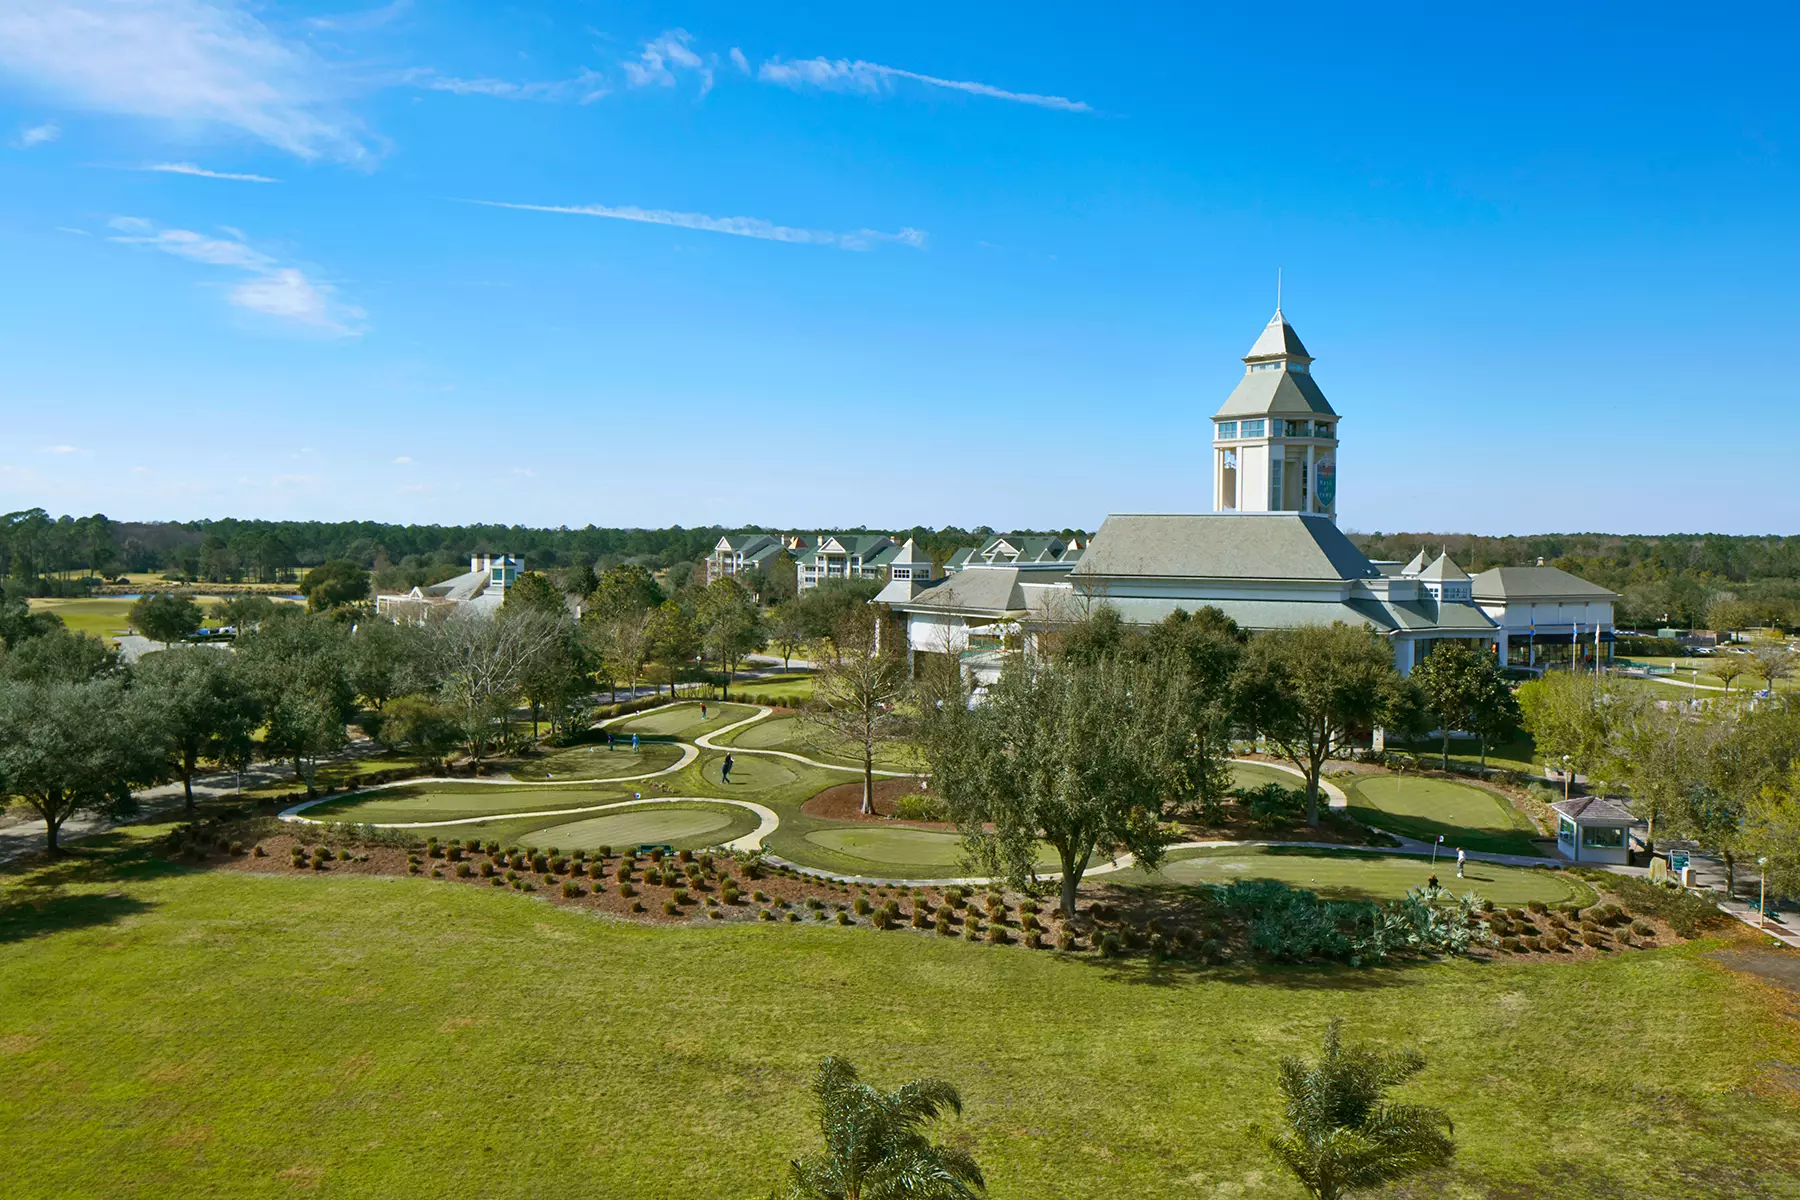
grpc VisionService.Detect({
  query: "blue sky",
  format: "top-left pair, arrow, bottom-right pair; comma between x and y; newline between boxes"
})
1,2 -> 1796,536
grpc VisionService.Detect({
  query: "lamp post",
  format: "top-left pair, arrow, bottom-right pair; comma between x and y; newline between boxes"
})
1562,755 -> 1573,802
1759,856 -> 1770,928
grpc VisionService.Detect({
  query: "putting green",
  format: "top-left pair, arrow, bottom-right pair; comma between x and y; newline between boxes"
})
1137,846 -> 1591,907
511,742 -> 683,782
301,783 -> 626,825
526,805 -> 748,851
611,702 -> 758,739
700,752 -> 804,792
1345,775 -> 1542,856
719,715 -> 919,768
801,826 -> 1060,874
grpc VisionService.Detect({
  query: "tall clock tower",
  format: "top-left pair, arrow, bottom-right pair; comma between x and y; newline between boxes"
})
1211,310 -> 1341,523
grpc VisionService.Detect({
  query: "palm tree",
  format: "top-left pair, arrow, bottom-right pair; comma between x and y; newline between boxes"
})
782,1056 -> 986,1200
1262,1021 -> 1455,1200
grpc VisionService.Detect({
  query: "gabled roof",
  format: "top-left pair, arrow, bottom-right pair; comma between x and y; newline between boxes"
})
1471,567 -> 1619,603
1401,550 -> 1428,576
1417,552 -> 1470,582
1214,368 -> 1337,419
889,537 -> 932,567
1244,310 -> 1312,363
1072,513 -> 1381,583
716,532 -> 778,554
884,568 -> 1030,616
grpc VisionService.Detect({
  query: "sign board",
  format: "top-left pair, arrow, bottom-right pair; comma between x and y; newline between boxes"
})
1372,726 -> 1386,753
1315,456 -> 1336,508
1668,850 -> 1691,874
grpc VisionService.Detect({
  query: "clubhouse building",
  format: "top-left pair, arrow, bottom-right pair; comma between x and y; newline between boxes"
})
876,309 -> 1616,677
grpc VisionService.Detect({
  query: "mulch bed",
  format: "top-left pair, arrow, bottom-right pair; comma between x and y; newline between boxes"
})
155,820 -> 1713,969
1167,805 -> 1391,847
802,777 -> 946,825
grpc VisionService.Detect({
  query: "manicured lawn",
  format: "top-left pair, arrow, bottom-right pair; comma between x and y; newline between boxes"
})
2,829 -> 1795,1199
510,741 -> 683,781
1388,730 -> 1540,775
1230,762 -> 1305,792
243,755 -> 426,798
526,801 -> 759,851
1114,845 -> 1595,907
1345,775 -> 1545,857
609,700 -> 759,740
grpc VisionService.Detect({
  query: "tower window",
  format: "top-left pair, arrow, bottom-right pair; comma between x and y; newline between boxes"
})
1216,421 -> 1238,440
1240,419 -> 1266,438
1220,449 -> 1239,510
1315,422 -> 1334,438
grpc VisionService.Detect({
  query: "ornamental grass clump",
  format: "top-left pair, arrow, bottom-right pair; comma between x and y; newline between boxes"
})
836,910 -> 853,926
1582,930 -> 1606,948
853,898 -> 873,916
618,882 -> 636,898
561,881 -> 582,898
663,899 -> 680,916
1056,928 -> 1076,951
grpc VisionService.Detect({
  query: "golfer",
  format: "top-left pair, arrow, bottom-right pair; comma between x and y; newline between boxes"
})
1456,847 -> 1466,878
721,753 -> 735,784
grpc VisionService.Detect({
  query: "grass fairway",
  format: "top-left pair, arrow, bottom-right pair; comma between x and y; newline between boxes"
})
2,831 -> 1796,1199
526,802 -> 757,851
1118,845 -> 1595,907
25,596 -> 138,642
510,741 -> 683,781
1346,775 -> 1544,856
731,673 -> 816,702
611,701 -> 758,740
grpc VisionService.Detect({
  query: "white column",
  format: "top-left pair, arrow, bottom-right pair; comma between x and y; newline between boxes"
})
1496,631 -> 1509,667
1393,636 -> 1417,677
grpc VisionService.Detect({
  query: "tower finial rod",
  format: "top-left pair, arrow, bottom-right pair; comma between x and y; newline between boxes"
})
1276,266 -> 1282,314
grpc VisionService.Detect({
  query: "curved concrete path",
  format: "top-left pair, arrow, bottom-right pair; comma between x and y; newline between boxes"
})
695,706 -> 923,778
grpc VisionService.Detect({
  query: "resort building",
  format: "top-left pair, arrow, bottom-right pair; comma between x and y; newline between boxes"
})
795,533 -> 902,592
874,308 -> 1614,681
705,534 -> 786,586
1472,565 -> 1619,668
374,553 -> 521,621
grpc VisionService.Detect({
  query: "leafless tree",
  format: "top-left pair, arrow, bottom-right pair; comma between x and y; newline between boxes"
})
802,609 -> 914,814
1750,643 -> 1796,696
430,609 -> 563,768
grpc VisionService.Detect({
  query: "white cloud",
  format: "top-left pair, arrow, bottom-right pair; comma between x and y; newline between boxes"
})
39,444 -> 86,454
622,29 -> 713,96
0,0 -> 370,162
729,48 -> 749,75
467,198 -> 926,252
56,225 -> 90,236
406,67 -> 609,105
143,161 -> 280,183
758,56 -> 1090,112
16,121 -> 60,147
305,0 -> 411,33
107,216 -> 365,334
392,455 -> 414,464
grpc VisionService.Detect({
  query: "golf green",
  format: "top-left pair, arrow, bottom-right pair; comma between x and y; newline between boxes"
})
700,752 -> 806,792
1345,774 -> 1544,856
1136,846 -> 1592,907
800,826 -> 1060,875
720,714 -> 919,768
611,702 -> 758,740
527,804 -> 751,851
300,783 -> 625,825
511,742 -> 683,782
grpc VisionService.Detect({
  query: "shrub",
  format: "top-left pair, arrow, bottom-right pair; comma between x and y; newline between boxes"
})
1098,932 -> 1123,958
1501,937 -> 1521,952
963,921 -> 981,942
1147,918 -> 1167,937
406,863 -> 421,875
630,900 -> 645,913
490,876 -> 504,887
588,863 -> 605,881
252,844 -> 266,858
1199,939 -> 1224,964
672,888 -> 690,905
478,861 -> 495,877
1527,899 -> 1548,914
1480,898 -> 1495,913
1056,928 -> 1076,951
786,911 -> 801,923
752,890 -> 768,903
1606,876 -> 1730,939
853,897 -> 873,915
456,863 -> 473,878
1506,907 -> 1526,920
1581,931 -> 1605,948
618,882 -> 636,898
663,899 -> 680,915
758,908 -> 775,922
562,881 -> 582,898
1521,935 -> 1541,951
911,909 -> 928,929
892,794 -> 949,821
872,910 -> 892,931
1019,899 -> 1039,916
708,909 -> 724,920
836,910 -> 853,926
551,857 -> 568,874
1631,920 -> 1657,938
937,917 -> 955,937
814,909 -> 829,922
986,924 -> 1007,945
1149,933 -> 1170,959
1173,926 -> 1197,949
1026,931 -> 1044,950
806,897 -> 824,910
